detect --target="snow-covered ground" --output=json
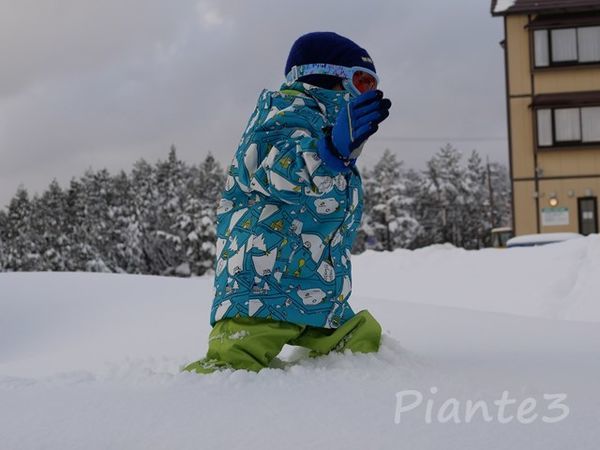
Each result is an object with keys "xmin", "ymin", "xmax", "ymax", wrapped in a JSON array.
[{"xmin": 1, "ymin": 236, "xmax": 600, "ymax": 449}]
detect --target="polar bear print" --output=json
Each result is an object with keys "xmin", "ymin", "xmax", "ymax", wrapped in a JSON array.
[
  {"xmin": 217, "ymin": 198, "xmax": 234, "ymax": 215},
  {"xmin": 312, "ymin": 176, "xmax": 334, "ymax": 194},
  {"xmin": 297, "ymin": 287, "xmax": 326, "ymax": 305},
  {"xmin": 314, "ymin": 198, "xmax": 339, "ymax": 214}
]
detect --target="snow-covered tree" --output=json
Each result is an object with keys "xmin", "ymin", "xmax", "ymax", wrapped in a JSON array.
[
  {"xmin": 3, "ymin": 187, "xmax": 40, "ymax": 270},
  {"xmin": 357, "ymin": 150, "xmax": 422, "ymax": 252},
  {"xmin": 0, "ymin": 143, "xmax": 511, "ymax": 273},
  {"xmin": 108, "ymin": 171, "xmax": 144, "ymax": 273},
  {"xmin": 63, "ymin": 178, "xmax": 89, "ymax": 271},
  {"xmin": 79, "ymin": 169, "xmax": 115, "ymax": 272},
  {"xmin": 130, "ymin": 158, "xmax": 159, "ymax": 273},
  {"xmin": 0, "ymin": 210, "xmax": 8, "ymax": 271},
  {"xmin": 31, "ymin": 179, "xmax": 70, "ymax": 271},
  {"xmin": 151, "ymin": 145, "xmax": 189, "ymax": 275},
  {"xmin": 409, "ymin": 144, "xmax": 512, "ymax": 249},
  {"xmin": 196, "ymin": 152, "xmax": 225, "ymax": 203},
  {"xmin": 183, "ymin": 152, "xmax": 225, "ymax": 275},
  {"xmin": 421, "ymin": 144, "xmax": 469, "ymax": 246},
  {"xmin": 462, "ymin": 151, "xmax": 489, "ymax": 248}
]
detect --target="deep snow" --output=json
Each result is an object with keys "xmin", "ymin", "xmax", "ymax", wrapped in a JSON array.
[{"xmin": 1, "ymin": 236, "xmax": 600, "ymax": 449}]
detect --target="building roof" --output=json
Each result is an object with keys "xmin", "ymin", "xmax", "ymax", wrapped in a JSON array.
[
  {"xmin": 528, "ymin": 12, "xmax": 600, "ymax": 28},
  {"xmin": 491, "ymin": 0, "xmax": 600, "ymax": 16}
]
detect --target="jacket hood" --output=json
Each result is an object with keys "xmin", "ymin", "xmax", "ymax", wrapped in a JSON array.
[{"xmin": 280, "ymin": 81, "xmax": 351, "ymax": 126}]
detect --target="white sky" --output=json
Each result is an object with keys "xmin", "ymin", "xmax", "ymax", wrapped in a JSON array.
[{"xmin": 0, "ymin": 0, "xmax": 507, "ymax": 208}]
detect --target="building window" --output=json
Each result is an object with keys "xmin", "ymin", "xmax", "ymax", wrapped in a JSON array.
[
  {"xmin": 534, "ymin": 26, "xmax": 600, "ymax": 67},
  {"xmin": 551, "ymin": 28, "xmax": 578, "ymax": 63},
  {"xmin": 536, "ymin": 109, "xmax": 553, "ymax": 146},
  {"xmin": 582, "ymin": 107, "xmax": 600, "ymax": 142},
  {"xmin": 536, "ymin": 106, "xmax": 600, "ymax": 147},
  {"xmin": 554, "ymin": 108, "xmax": 581, "ymax": 142},
  {"xmin": 579, "ymin": 26, "xmax": 600, "ymax": 62},
  {"xmin": 534, "ymin": 30, "xmax": 550, "ymax": 66}
]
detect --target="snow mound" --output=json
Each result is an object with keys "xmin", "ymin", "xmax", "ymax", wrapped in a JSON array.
[{"xmin": 353, "ymin": 234, "xmax": 600, "ymax": 322}]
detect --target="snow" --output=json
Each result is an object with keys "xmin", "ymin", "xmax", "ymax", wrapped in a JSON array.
[
  {"xmin": 1, "ymin": 236, "xmax": 600, "ymax": 449},
  {"xmin": 494, "ymin": 0, "xmax": 516, "ymax": 13},
  {"xmin": 353, "ymin": 236, "xmax": 600, "ymax": 322},
  {"xmin": 506, "ymin": 232, "xmax": 583, "ymax": 247}
]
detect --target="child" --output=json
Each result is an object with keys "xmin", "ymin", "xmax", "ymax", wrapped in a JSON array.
[{"xmin": 184, "ymin": 32, "xmax": 392, "ymax": 373}]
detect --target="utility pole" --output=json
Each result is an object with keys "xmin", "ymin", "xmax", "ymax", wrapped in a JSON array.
[
  {"xmin": 487, "ymin": 157, "xmax": 496, "ymax": 228},
  {"xmin": 384, "ymin": 193, "xmax": 392, "ymax": 252}
]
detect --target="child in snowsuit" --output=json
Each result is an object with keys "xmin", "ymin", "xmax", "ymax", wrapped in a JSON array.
[{"xmin": 184, "ymin": 32, "xmax": 392, "ymax": 373}]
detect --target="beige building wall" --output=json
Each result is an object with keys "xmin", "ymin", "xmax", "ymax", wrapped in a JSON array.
[
  {"xmin": 506, "ymin": 15, "xmax": 532, "ymax": 96},
  {"xmin": 513, "ymin": 181, "xmax": 538, "ymax": 235},
  {"xmin": 504, "ymin": 14, "xmax": 600, "ymax": 236},
  {"xmin": 538, "ymin": 151, "xmax": 600, "ymax": 178},
  {"xmin": 538, "ymin": 178, "xmax": 600, "ymax": 234},
  {"xmin": 535, "ymin": 70, "xmax": 600, "ymax": 94},
  {"xmin": 509, "ymin": 97, "xmax": 535, "ymax": 179}
]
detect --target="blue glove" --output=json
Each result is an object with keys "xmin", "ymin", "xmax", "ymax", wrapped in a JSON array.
[{"xmin": 318, "ymin": 90, "xmax": 391, "ymax": 172}]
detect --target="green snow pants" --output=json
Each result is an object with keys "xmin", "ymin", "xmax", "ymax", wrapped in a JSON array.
[{"xmin": 183, "ymin": 310, "xmax": 382, "ymax": 374}]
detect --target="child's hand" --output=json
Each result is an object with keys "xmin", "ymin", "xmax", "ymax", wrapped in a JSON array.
[{"xmin": 331, "ymin": 90, "xmax": 392, "ymax": 160}]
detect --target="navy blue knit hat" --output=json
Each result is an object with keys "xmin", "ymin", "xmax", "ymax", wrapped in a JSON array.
[{"xmin": 285, "ymin": 32, "xmax": 376, "ymax": 89}]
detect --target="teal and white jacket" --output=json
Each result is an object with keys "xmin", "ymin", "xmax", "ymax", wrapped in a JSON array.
[{"xmin": 210, "ymin": 82, "xmax": 364, "ymax": 329}]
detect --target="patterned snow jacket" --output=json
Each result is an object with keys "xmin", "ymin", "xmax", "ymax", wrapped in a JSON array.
[{"xmin": 210, "ymin": 82, "xmax": 364, "ymax": 329}]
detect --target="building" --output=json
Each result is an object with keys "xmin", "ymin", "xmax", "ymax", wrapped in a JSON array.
[{"xmin": 491, "ymin": 0, "xmax": 600, "ymax": 236}]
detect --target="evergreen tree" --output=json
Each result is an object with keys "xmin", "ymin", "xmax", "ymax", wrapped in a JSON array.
[
  {"xmin": 4, "ymin": 187, "xmax": 39, "ymax": 270},
  {"xmin": 0, "ymin": 144, "xmax": 511, "ymax": 272},
  {"xmin": 31, "ymin": 179, "xmax": 70, "ymax": 270},
  {"xmin": 196, "ymin": 152, "xmax": 226, "ymax": 203},
  {"xmin": 64, "ymin": 177, "xmax": 89, "ymax": 271},
  {"xmin": 358, "ymin": 150, "xmax": 422, "ymax": 252},
  {"xmin": 131, "ymin": 158, "xmax": 159, "ymax": 274},
  {"xmin": 79, "ymin": 169, "xmax": 114, "ymax": 272},
  {"xmin": 0, "ymin": 210, "xmax": 8, "ymax": 271},
  {"xmin": 463, "ymin": 151, "xmax": 489, "ymax": 248},
  {"xmin": 403, "ymin": 168, "xmax": 434, "ymax": 248},
  {"xmin": 152, "ymin": 145, "xmax": 188, "ymax": 275},
  {"xmin": 175, "ymin": 150, "xmax": 224, "ymax": 276},
  {"xmin": 422, "ymin": 144, "xmax": 467, "ymax": 246},
  {"xmin": 0, "ymin": 147, "xmax": 229, "ymax": 275},
  {"xmin": 108, "ymin": 171, "xmax": 144, "ymax": 273}
]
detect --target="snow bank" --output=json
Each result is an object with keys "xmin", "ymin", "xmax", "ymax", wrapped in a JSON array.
[
  {"xmin": 353, "ymin": 234, "xmax": 600, "ymax": 322},
  {"xmin": 507, "ymin": 232, "xmax": 582, "ymax": 247}
]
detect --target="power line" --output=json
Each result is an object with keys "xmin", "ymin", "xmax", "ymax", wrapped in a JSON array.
[{"xmin": 372, "ymin": 136, "xmax": 507, "ymax": 142}]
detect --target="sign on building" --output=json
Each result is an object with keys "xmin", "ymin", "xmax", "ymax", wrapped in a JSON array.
[{"xmin": 541, "ymin": 207, "xmax": 570, "ymax": 226}]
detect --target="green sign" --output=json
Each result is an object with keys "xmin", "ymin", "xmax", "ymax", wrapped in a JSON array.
[{"xmin": 541, "ymin": 207, "xmax": 569, "ymax": 226}]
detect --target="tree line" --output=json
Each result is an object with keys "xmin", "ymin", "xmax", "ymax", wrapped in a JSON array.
[
  {"xmin": 0, "ymin": 144, "xmax": 511, "ymax": 276},
  {"xmin": 355, "ymin": 143, "xmax": 511, "ymax": 253}
]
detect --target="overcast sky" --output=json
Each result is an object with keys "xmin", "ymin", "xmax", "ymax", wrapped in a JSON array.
[{"xmin": 0, "ymin": 0, "xmax": 507, "ymax": 208}]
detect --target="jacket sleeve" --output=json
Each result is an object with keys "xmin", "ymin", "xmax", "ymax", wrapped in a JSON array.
[{"xmin": 234, "ymin": 104, "xmax": 352, "ymax": 205}]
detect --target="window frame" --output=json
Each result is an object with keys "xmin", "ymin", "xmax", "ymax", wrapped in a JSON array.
[
  {"xmin": 550, "ymin": 28, "xmax": 579, "ymax": 65},
  {"xmin": 552, "ymin": 107, "xmax": 582, "ymax": 144},
  {"xmin": 533, "ymin": 25, "xmax": 600, "ymax": 69},
  {"xmin": 535, "ymin": 105, "xmax": 600, "ymax": 150}
]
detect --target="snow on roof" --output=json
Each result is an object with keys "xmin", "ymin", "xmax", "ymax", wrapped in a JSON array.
[
  {"xmin": 492, "ymin": 0, "xmax": 600, "ymax": 16},
  {"xmin": 494, "ymin": 0, "xmax": 517, "ymax": 13}
]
